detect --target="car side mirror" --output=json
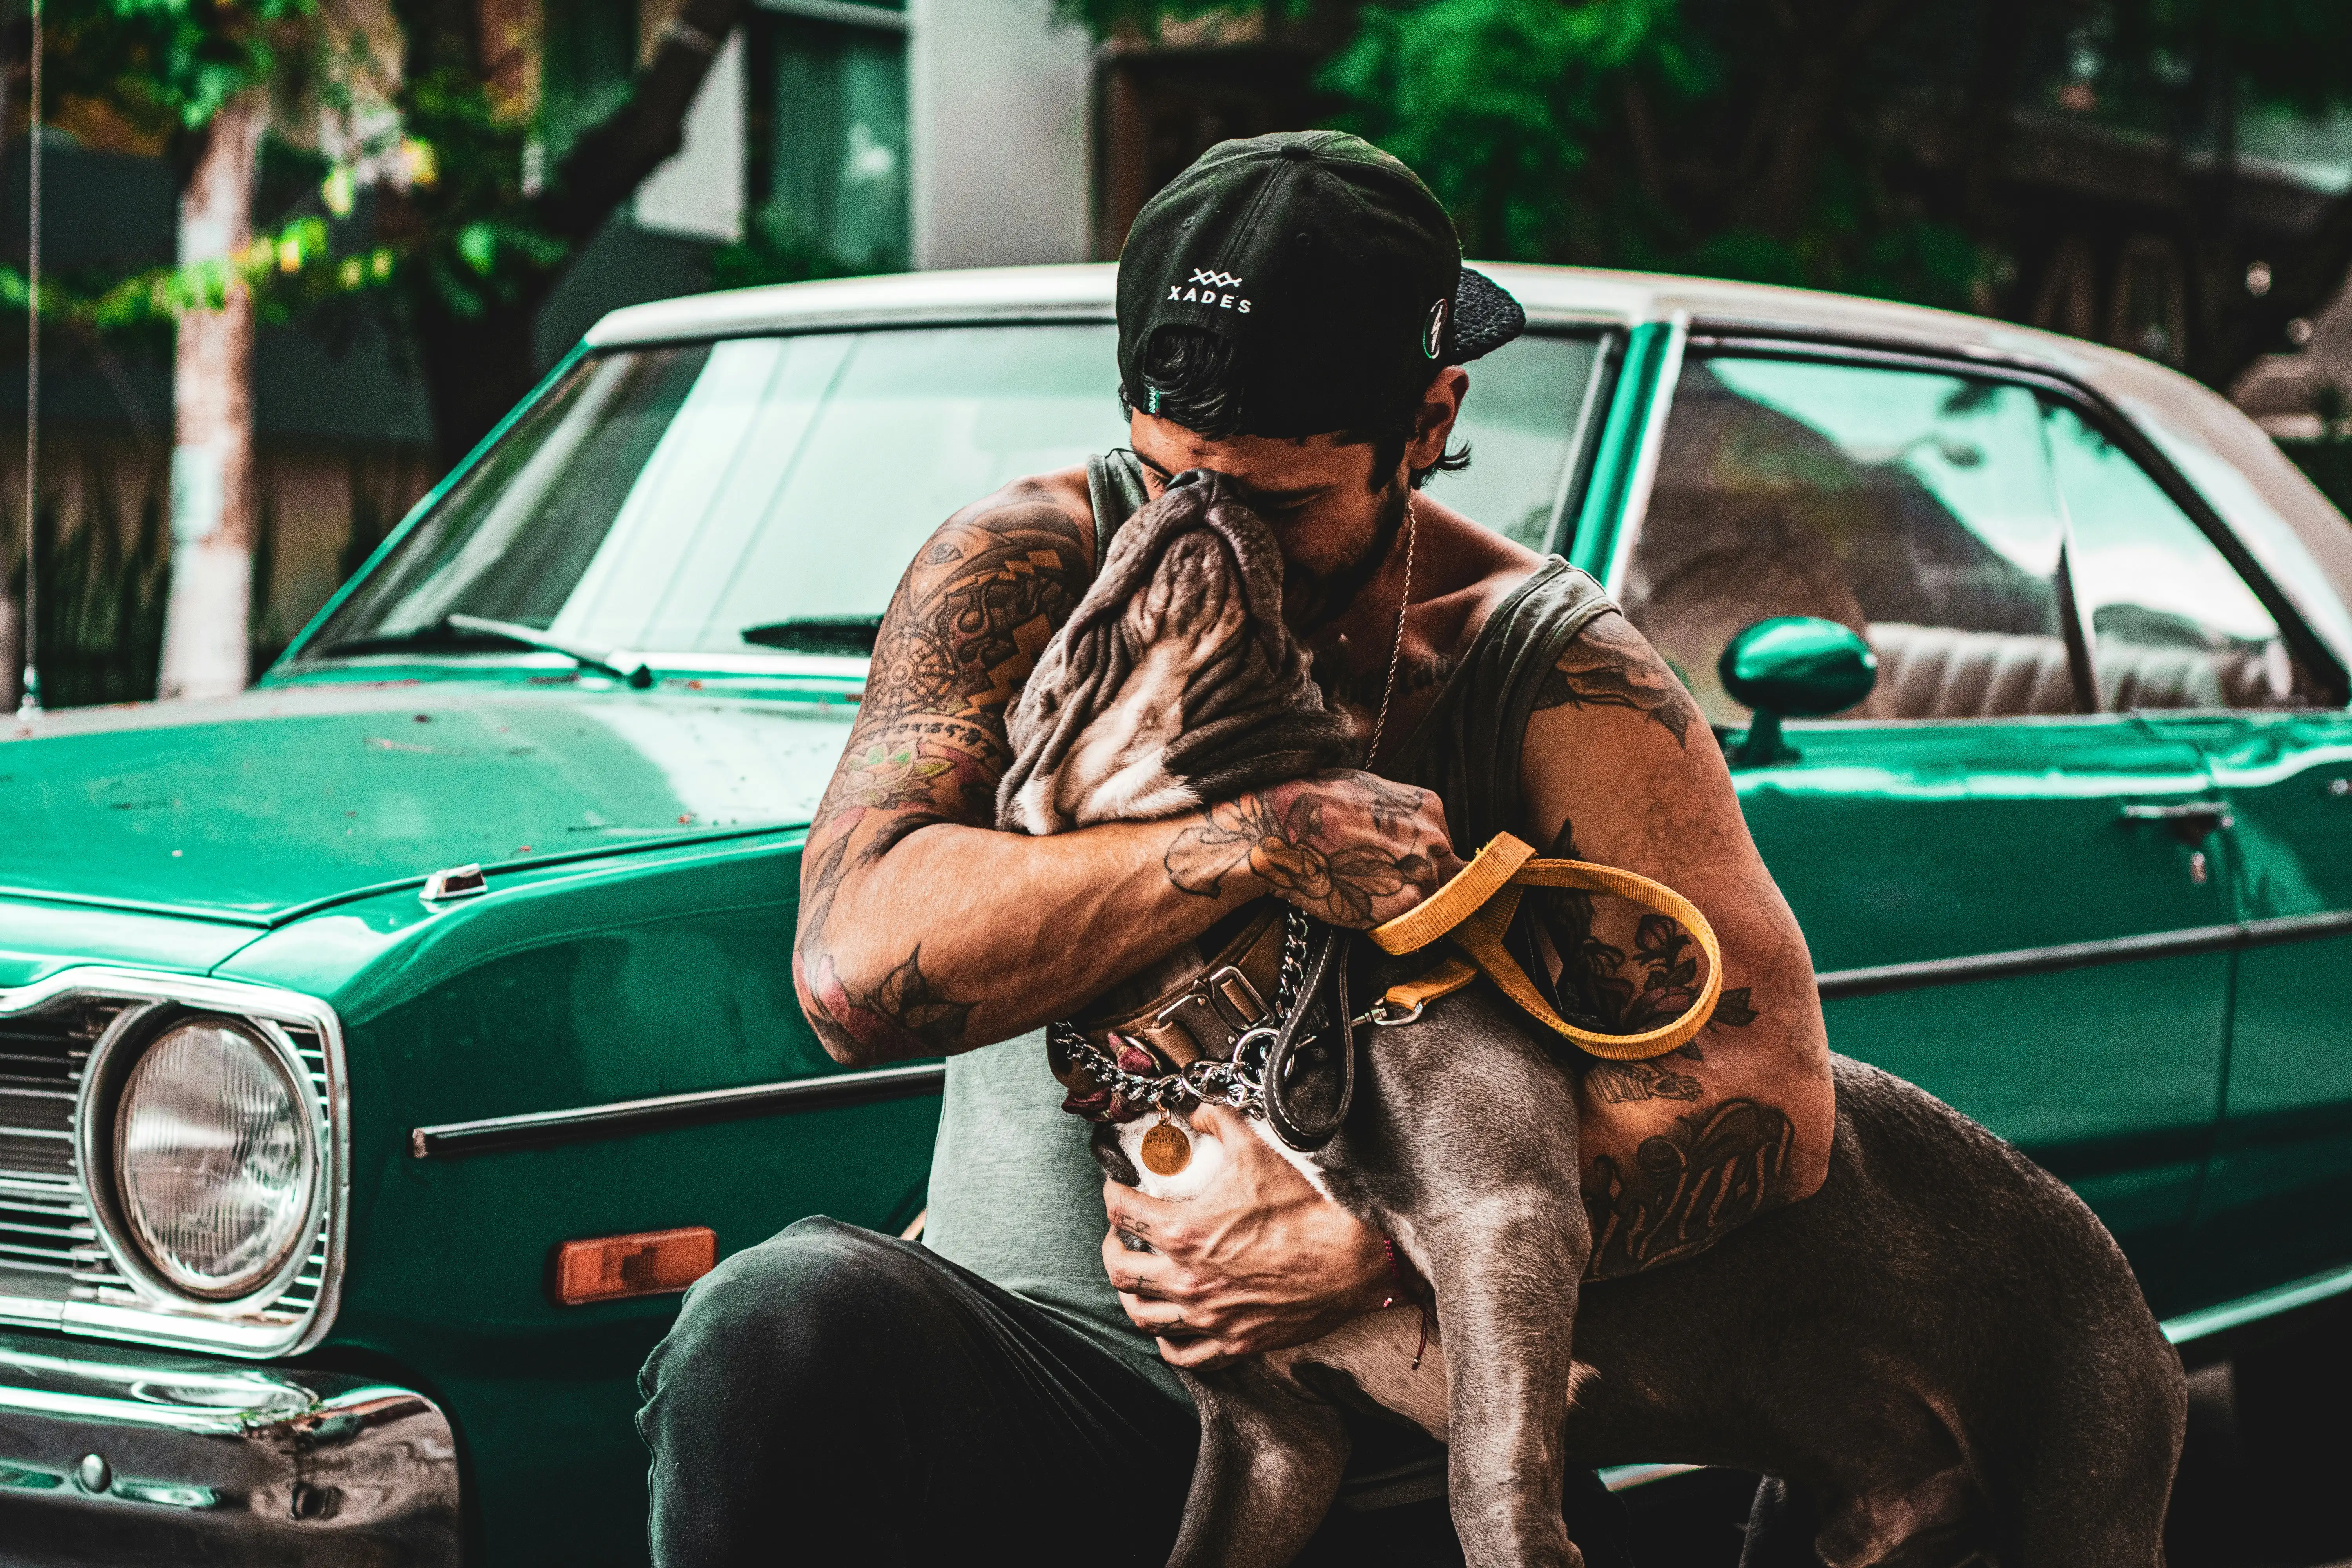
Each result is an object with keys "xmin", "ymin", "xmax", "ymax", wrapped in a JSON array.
[{"xmin": 1718, "ymin": 617, "xmax": 1878, "ymax": 766}]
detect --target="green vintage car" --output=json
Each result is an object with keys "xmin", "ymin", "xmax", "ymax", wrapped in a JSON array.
[{"xmin": 3, "ymin": 263, "xmax": 2350, "ymax": 1563}]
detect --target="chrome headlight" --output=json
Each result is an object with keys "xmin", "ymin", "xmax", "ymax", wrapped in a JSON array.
[{"xmin": 111, "ymin": 1016, "xmax": 319, "ymax": 1300}]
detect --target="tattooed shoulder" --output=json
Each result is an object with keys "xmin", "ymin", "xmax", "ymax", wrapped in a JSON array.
[
  {"xmin": 857, "ymin": 481, "xmax": 1093, "ymax": 737},
  {"xmin": 1535, "ymin": 612, "xmax": 1698, "ymax": 748}
]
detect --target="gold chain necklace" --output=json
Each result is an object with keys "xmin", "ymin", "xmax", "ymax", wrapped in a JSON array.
[{"xmin": 1364, "ymin": 494, "xmax": 1417, "ymax": 769}]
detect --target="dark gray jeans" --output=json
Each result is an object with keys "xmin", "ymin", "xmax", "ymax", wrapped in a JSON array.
[{"xmin": 637, "ymin": 1217, "xmax": 1635, "ymax": 1566}]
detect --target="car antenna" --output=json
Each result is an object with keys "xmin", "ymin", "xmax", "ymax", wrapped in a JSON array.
[{"xmin": 16, "ymin": 0, "xmax": 40, "ymax": 718}]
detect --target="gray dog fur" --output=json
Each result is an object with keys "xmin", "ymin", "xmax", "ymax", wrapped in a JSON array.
[{"xmin": 999, "ymin": 472, "xmax": 2187, "ymax": 1566}]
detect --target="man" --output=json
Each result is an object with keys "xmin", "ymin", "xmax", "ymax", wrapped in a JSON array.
[{"xmin": 638, "ymin": 132, "xmax": 1835, "ymax": 1565}]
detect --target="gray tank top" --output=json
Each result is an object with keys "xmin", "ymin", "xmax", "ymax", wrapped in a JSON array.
[{"xmin": 920, "ymin": 452, "xmax": 1616, "ymax": 1403}]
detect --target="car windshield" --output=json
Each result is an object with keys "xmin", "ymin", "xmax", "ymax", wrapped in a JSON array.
[{"xmin": 299, "ymin": 321, "xmax": 1607, "ymax": 664}]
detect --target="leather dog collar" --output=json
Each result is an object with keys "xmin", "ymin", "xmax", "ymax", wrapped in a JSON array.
[{"xmin": 1073, "ymin": 904, "xmax": 1292, "ymax": 1070}]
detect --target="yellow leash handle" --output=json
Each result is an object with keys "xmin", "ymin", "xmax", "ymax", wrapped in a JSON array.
[{"xmin": 1367, "ymin": 834, "xmax": 1723, "ymax": 1062}]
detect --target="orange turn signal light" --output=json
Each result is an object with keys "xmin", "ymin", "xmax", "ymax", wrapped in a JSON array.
[{"xmin": 550, "ymin": 1226, "xmax": 717, "ymax": 1307}]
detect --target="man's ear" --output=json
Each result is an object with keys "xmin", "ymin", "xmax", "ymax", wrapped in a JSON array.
[{"xmin": 1408, "ymin": 367, "xmax": 1472, "ymax": 472}]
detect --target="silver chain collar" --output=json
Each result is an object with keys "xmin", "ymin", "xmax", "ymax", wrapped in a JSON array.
[{"xmin": 1053, "ymin": 908, "xmax": 1311, "ymax": 1120}]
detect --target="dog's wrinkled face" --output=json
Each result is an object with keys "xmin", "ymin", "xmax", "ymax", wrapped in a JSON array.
[
  {"xmin": 1027, "ymin": 530, "xmax": 1251, "ymax": 831},
  {"xmin": 998, "ymin": 470, "xmax": 1358, "ymax": 838}
]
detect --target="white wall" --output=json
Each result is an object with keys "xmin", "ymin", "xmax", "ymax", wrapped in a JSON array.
[
  {"xmin": 908, "ymin": 0, "xmax": 1093, "ymax": 270},
  {"xmin": 635, "ymin": 31, "xmax": 748, "ymax": 244}
]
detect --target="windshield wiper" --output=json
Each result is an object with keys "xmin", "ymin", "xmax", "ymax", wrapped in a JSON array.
[
  {"xmin": 319, "ymin": 614, "xmax": 654, "ymax": 688},
  {"xmin": 740, "ymin": 616, "xmax": 882, "ymax": 655}
]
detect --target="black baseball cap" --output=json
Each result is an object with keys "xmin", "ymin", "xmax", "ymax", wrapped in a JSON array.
[{"xmin": 1117, "ymin": 130, "xmax": 1525, "ymax": 439}]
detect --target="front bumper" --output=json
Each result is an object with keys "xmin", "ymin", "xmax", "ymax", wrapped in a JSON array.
[{"xmin": 0, "ymin": 1330, "xmax": 459, "ymax": 1566}]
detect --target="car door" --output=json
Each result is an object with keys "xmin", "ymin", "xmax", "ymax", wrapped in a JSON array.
[
  {"xmin": 2036, "ymin": 404, "xmax": 2352, "ymax": 1308},
  {"xmin": 1597, "ymin": 340, "xmax": 2233, "ymax": 1308}
]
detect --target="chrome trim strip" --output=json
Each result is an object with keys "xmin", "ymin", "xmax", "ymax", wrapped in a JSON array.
[
  {"xmin": 1599, "ymin": 1462, "xmax": 1700, "ymax": 1493},
  {"xmin": 1813, "ymin": 910, "xmax": 2352, "ymax": 1000},
  {"xmin": 2161, "ymin": 1261, "xmax": 2352, "ymax": 1345},
  {"xmin": 1542, "ymin": 334, "xmax": 1619, "ymax": 558},
  {"xmin": 409, "ymin": 1060, "xmax": 948, "ymax": 1159},
  {"xmin": 414, "ymin": 909, "xmax": 2352, "ymax": 1157},
  {"xmin": 755, "ymin": 0, "xmax": 910, "ymax": 29},
  {"xmin": 0, "ymin": 969, "xmax": 349, "ymax": 1360},
  {"xmin": 1599, "ymin": 311, "xmax": 1689, "ymax": 598}
]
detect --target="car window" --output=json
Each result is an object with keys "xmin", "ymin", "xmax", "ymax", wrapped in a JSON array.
[
  {"xmin": 2046, "ymin": 403, "xmax": 2323, "ymax": 710},
  {"xmin": 1625, "ymin": 355, "xmax": 2076, "ymax": 724},
  {"xmin": 301, "ymin": 324, "xmax": 1604, "ymax": 662},
  {"xmin": 1442, "ymin": 333, "xmax": 1602, "ymax": 550}
]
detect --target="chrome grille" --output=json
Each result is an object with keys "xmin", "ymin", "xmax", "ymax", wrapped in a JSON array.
[
  {"xmin": 0, "ymin": 1007, "xmax": 111, "ymax": 1297},
  {"xmin": 0, "ymin": 984, "xmax": 344, "ymax": 1356}
]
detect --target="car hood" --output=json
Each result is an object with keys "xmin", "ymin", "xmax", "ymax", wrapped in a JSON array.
[{"xmin": 0, "ymin": 682, "xmax": 855, "ymax": 921}]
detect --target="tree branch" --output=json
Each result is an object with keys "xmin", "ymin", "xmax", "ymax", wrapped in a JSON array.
[{"xmin": 534, "ymin": 0, "xmax": 751, "ymax": 244}]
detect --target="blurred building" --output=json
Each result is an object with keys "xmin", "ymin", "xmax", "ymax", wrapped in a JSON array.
[
  {"xmin": 2, "ymin": 0, "xmax": 1107, "ymax": 703},
  {"xmin": 535, "ymin": 0, "xmax": 1096, "ymax": 361}
]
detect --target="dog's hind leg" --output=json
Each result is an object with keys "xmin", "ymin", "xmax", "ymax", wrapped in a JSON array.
[
  {"xmin": 1979, "ymin": 1335, "xmax": 2185, "ymax": 1566},
  {"xmin": 1168, "ymin": 1363, "xmax": 1350, "ymax": 1568},
  {"xmin": 1740, "ymin": 1480, "xmax": 1824, "ymax": 1568}
]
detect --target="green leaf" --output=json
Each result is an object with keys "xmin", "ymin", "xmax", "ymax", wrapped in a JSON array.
[{"xmin": 456, "ymin": 223, "xmax": 499, "ymax": 276}]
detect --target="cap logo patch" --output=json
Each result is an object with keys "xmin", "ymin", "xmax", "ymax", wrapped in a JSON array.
[
  {"xmin": 1169, "ymin": 266, "xmax": 1253, "ymax": 313},
  {"xmin": 1424, "ymin": 297, "xmax": 1449, "ymax": 359}
]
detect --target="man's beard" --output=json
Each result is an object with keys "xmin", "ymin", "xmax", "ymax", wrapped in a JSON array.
[{"xmin": 1283, "ymin": 479, "xmax": 1411, "ymax": 634}]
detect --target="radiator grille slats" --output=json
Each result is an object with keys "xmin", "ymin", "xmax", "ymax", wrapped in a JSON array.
[{"xmin": 0, "ymin": 1015, "xmax": 94, "ymax": 1267}]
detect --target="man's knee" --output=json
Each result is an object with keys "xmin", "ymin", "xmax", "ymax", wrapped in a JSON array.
[{"xmin": 643, "ymin": 1216, "xmax": 917, "ymax": 1415}]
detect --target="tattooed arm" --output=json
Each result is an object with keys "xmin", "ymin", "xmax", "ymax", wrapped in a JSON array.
[
  {"xmin": 1520, "ymin": 611, "xmax": 1835, "ymax": 1279},
  {"xmin": 793, "ymin": 471, "xmax": 1455, "ymax": 1067}
]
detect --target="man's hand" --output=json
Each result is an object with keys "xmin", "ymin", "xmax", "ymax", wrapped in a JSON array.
[
  {"xmin": 1163, "ymin": 771, "xmax": 1463, "ymax": 929},
  {"xmin": 1101, "ymin": 1105, "xmax": 1392, "ymax": 1368}
]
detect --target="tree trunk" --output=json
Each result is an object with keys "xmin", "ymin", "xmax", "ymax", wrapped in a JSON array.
[
  {"xmin": 1731, "ymin": 0, "xmax": 1900, "ymax": 236},
  {"xmin": 155, "ymin": 93, "xmax": 266, "ymax": 701}
]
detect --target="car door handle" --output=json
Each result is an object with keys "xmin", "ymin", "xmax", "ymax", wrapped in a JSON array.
[{"xmin": 2120, "ymin": 801, "xmax": 2236, "ymax": 844}]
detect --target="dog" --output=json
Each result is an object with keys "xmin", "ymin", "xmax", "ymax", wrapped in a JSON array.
[{"xmin": 999, "ymin": 469, "xmax": 2186, "ymax": 1567}]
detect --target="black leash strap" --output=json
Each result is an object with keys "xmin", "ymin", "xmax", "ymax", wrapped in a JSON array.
[{"xmin": 1262, "ymin": 922, "xmax": 1356, "ymax": 1151}]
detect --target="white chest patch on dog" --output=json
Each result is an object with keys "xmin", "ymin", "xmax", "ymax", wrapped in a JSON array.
[{"xmin": 1116, "ymin": 1111, "xmax": 1232, "ymax": 1203}]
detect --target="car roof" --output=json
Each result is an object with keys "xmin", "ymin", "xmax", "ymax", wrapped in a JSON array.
[
  {"xmin": 588, "ymin": 260, "xmax": 2137, "ymax": 390},
  {"xmin": 585, "ymin": 263, "xmax": 2352, "ymax": 674}
]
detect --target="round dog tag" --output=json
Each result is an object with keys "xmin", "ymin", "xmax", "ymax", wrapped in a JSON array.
[{"xmin": 1141, "ymin": 1120, "xmax": 1192, "ymax": 1177}]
